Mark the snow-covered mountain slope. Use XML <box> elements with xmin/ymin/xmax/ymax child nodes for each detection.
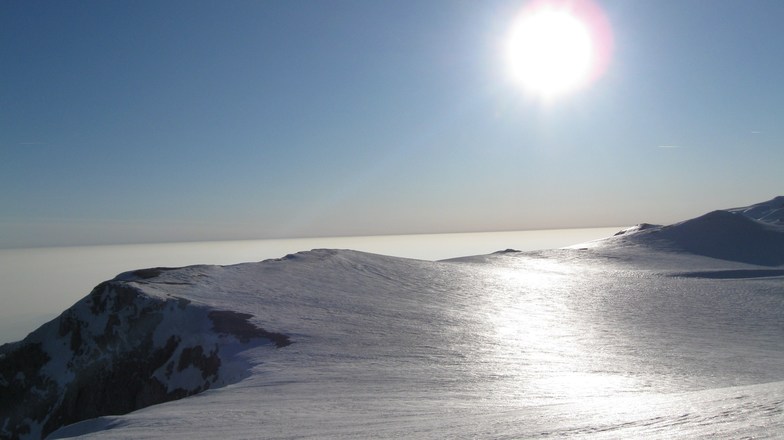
<box><xmin>576</xmin><ymin>196</ymin><xmax>784</xmax><ymax>266</ymax></box>
<box><xmin>0</xmin><ymin>269</ymin><xmax>290</xmax><ymax>439</ymax></box>
<box><xmin>2</xmin><ymin>198</ymin><xmax>784</xmax><ymax>439</ymax></box>
<box><xmin>727</xmin><ymin>195</ymin><xmax>784</xmax><ymax>224</ymax></box>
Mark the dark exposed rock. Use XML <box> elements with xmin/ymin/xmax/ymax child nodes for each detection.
<box><xmin>614</xmin><ymin>223</ymin><xmax>658</xmax><ymax>236</ymax></box>
<box><xmin>208</xmin><ymin>310</ymin><xmax>292</xmax><ymax>347</ymax></box>
<box><xmin>0</xmin><ymin>277</ymin><xmax>292</xmax><ymax>440</ymax></box>
<box><xmin>42</xmin><ymin>334</ymin><xmax>184</xmax><ymax>436</ymax></box>
<box><xmin>263</xmin><ymin>249</ymin><xmax>338</xmax><ymax>263</ymax></box>
<box><xmin>132</xmin><ymin>267</ymin><xmax>177</xmax><ymax>279</ymax></box>
<box><xmin>0</xmin><ymin>343</ymin><xmax>55</xmax><ymax>439</ymax></box>
<box><xmin>493</xmin><ymin>249</ymin><xmax>520</xmax><ymax>254</ymax></box>
<box><xmin>88</xmin><ymin>282</ymin><xmax>111</xmax><ymax>315</ymax></box>
<box><xmin>175</xmin><ymin>296</ymin><xmax>191</xmax><ymax>309</ymax></box>
<box><xmin>177</xmin><ymin>345</ymin><xmax>221</xmax><ymax>380</ymax></box>
<box><xmin>58</xmin><ymin>312</ymin><xmax>83</xmax><ymax>353</ymax></box>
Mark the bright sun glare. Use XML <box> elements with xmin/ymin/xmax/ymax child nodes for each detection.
<box><xmin>507</xmin><ymin>0</ymin><xmax>611</xmax><ymax>100</ymax></box>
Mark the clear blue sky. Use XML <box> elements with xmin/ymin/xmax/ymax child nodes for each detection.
<box><xmin>2</xmin><ymin>0</ymin><xmax>783</xmax><ymax>248</ymax></box>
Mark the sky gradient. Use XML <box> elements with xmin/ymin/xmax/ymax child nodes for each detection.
<box><xmin>2</xmin><ymin>0</ymin><xmax>783</xmax><ymax>248</ymax></box>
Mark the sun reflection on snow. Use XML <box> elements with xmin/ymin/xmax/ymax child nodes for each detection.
<box><xmin>476</xmin><ymin>255</ymin><xmax>641</xmax><ymax>406</ymax></box>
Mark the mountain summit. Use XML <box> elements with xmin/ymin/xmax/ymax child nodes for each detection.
<box><xmin>604</xmin><ymin>196</ymin><xmax>784</xmax><ymax>266</ymax></box>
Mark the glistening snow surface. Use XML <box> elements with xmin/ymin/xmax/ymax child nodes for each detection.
<box><xmin>37</xmin><ymin>197</ymin><xmax>784</xmax><ymax>438</ymax></box>
<box><xmin>45</xmin><ymin>255</ymin><xmax>783</xmax><ymax>437</ymax></box>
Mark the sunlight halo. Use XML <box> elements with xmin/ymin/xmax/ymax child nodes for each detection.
<box><xmin>506</xmin><ymin>0</ymin><xmax>612</xmax><ymax>100</ymax></box>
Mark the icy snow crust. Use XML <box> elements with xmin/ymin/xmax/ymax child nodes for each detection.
<box><xmin>3</xmin><ymin>197</ymin><xmax>784</xmax><ymax>439</ymax></box>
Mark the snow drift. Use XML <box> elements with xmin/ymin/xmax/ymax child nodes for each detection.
<box><xmin>601</xmin><ymin>196</ymin><xmax>784</xmax><ymax>266</ymax></box>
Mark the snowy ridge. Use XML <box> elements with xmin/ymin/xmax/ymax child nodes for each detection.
<box><xmin>727</xmin><ymin>195</ymin><xmax>784</xmax><ymax>225</ymax></box>
<box><xmin>580</xmin><ymin>196</ymin><xmax>784</xmax><ymax>266</ymax></box>
<box><xmin>0</xmin><ymin>269</ymin><xmax>290</xmax><ymax>439</ymax></box>
<box><xmin>2</xmin><ymin>199</ymin><xmax>784</xmax><ymax>439</ymax></box>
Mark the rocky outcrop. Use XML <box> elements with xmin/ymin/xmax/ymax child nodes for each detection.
<box><xmin>0</xmin><ymin>276</ymin><xmax>290</xmax><ymax>440</ymax></box>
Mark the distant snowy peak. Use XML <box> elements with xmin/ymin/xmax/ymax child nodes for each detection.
<box><xmin>726</xmin><ymin>195</ymin><xmax>784</xmax><ymax>225</ymax></box>
<box><xmin>0</xmin><ymin>270</ymin><xmax>291</xmax><ymax>440</ymax></box>
<box><xmin>605</xmin><ymin>196</ymin><xmax>784</xmax><ymax>266</ymax></box>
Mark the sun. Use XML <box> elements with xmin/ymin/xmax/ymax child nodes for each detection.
<box><xmin>506</xmin><ymin>0</ymin><xmax>611</xmax><ymax>100</ymax></box>
<box><xmin>508</xmin><ymin>9</ymin><xmax>591</xmax><ymax>96</ymax></box>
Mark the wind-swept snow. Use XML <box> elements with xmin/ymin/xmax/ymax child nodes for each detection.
<box><xmin>572</xmin><ymin>196</ymin><xmax>784</xmax><ymax>266</ymax></box>
<box><xmin>2</xmin><ymin>198</ymin><xmax>784</xmax><ymax>439</ymax></box>
<box><xmin>727</xmin><ymin>195</ymin><xmax>784</xmax><ymax>224</ymax></box>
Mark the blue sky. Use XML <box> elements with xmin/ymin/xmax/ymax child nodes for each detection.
<box><xmin>2</xmin><ymin>0</ymin><xmax>783</xmax><ymax>247</ymax></box>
